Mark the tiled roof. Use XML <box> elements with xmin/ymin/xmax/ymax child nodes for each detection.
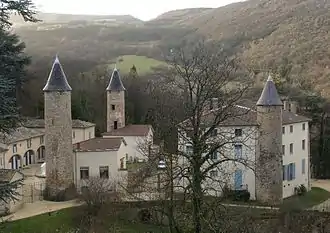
<box><xmin>0</xmin><ymin>127</ymin><xmax>44</xmax><ymax>144</ymax></box>
<box><xmin>22</xmin><ymin>118</ymin><xmax>95</xmax><ymax>129</ymax></box>
<box><xmin>180</xmin><ymin>105</ymin><xmax>311</xmax><ymax>128</ymax></box>
<box><xmin>73</xmin><ymin>137</ymin><xmax>125</xmax><ymax>152</ymax></box>
<box><xmin>43</xmin><ymin>55</ymin><xmax>72</xmax><ymax>92</ymax></box>
<box><xmin>106</xmin><ymin>68</ymin><xmax>126</xmax><ymax>91</ymax></box>
<box><xmin>0</xmin><ymin>169</ymin><xmax>22</xmax><ymax>183</ymax></box>
<box><xmin>102</xmin><ymin>124</ymin><xmax>152</xmax><ymax>137</ymax></box>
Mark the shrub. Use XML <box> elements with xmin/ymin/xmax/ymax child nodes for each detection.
<box><xmin>138</xmin><ymin>208</ymin><xmax>152</xmax><ymax>223</ymax></box>
<box><xmin>294</xmin><ymin>184</ymin><xmax>307</xmax><ymax>196</ymax></box>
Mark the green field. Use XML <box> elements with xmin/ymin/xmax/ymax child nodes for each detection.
<box><xmin>1</xmin><ymin>206</ymin><xmax>166</xmax><ymax>233</ymax></box>
<box><xmin>108</xmin><ymin>55</ymin><xmax>168</xmax><ymax>75</ymax></box>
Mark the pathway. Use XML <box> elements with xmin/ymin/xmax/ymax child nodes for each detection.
<box><xmin>310</xmin><ymin>179</ymin><xmax>330</xmax><ymax>212</ymax></box>
<box><xmin>3</xmin><ymin>200</ymin><xmax>82</xmax><ymax>221</ymax></box>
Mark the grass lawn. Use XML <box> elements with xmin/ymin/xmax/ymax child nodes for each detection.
<box><xmin>1</xmin><ymin>207</ymin><xmax>166</xmax><ymax>233</ymax></box>
<box><xmin>281</xmin><ymin>187</ymin><xmax>330</xmax><ymax>210</ymax></box>
<box><xmin>108</xmin><ymin>55</ymin><xmax>168</xmax><ymax>75</ymax></box>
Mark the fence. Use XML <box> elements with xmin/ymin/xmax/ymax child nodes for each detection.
<box><xmin>22</xmin><ymin>181</ymin><xmax>46</xmax><ymax>203</ymax></box>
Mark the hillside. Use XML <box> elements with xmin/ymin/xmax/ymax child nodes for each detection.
<box><xmin>12</xmin><ymin>0</ymin><xmax>330</xmax><ymax>97</ymax></box>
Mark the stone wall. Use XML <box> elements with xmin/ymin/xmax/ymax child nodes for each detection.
<box><xmin>107</xmin><ymin>90</ymin><xmax>125</xmax><ymax>132</ymax></box>
<box><xmin>44</xmin><ymin>91</ymin><xmax>74</xmax><ymax>197</ymax></box>
<box><xmin>256</xmin><ymin>106</ymin><xmax>283</xmax><ymax>204</ymax></box>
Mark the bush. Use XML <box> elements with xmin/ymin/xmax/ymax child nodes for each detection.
<box><xmin>137</xmin><ymin>208</ymin><xmax>152</xmax><ymax>223</ymax></box>
<box><xmin>222</xmin><ymin>185</ymin><xmax>251</xmax><ymax>202</ymax></box>
<box><xmin>294</xmin><ymin>184</ymin><xmax>307</xmax><ymax>196</ymax></box>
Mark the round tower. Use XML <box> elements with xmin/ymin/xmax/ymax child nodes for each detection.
<box><xmin>256</xmin><ymin>75</ymin><xmax>283</xmax><ymax>204</ymax></box>
<box><xmin>106</xmin><ymin>67</ymin><xmax>126</xmax><ymax>132</ymax></box>
<box><xmin>43</xmin><ymin>55</ymin><xmax>74</xmax><ymax>199</ymax></box>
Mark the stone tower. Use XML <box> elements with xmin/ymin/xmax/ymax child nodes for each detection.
<box><xmin>106</xmin><ymin>68</ymin><xmax>126</xmax><ymax>132</ymax></box>
<box><xmin>256</xmin><ymin>75</ymin><xmax>283</xmax><ymax>204</ymax></box>
<box><xmin>43</xmin><ymin>55</ymin><xmax>74</xmax><ymax>198</ymax></box>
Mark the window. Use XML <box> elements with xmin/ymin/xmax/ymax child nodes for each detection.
<box><xmin>40</xmin><ymin>136</ymin><xmax>44</xmax><ymax>144</ymax></box>
<box><xmin>287</xmin><ymin>163</ymin><xmax>296</xmax><ymax>181</ymax></box>
<box><xmin>210</xmin><ymin>170</ymin><xmax>218</xmax><ymax>177</ymax></box>
<box><xmin>99</xmin><ymin>166</ymin><xmax>109</xmax><ymax>179</ymax></box>
<box><xmin>111</xmin><ymin>104</ymin><xmax>115</xmax><ymax>110</ymax></box>
<box><xmin>282</xmin><ymin>145</ymin><xmax>285</xmax><ymax>155</ymax></box>
<box><xmin>283</xmin><ymin>165</ymin><xmax>286</xmax><ymax>181</ymax></box>
<box><xmin>234</xmin><ymin>145</ymin><xmax>242</xmax><ymax>159</ymax></box>
<box><xmin>120</xmin><ymin>158</ymin><xmax>125</xmax><ymax>169</ymax></box>
<box><xmin>27</xmin><ymin>139</ymin><xmax>32</xmax><ymax>148</ymax></box>
<box><xmin>114</xmin><ymin>121</ymin><xmax>118</xmax><ymax>130</ymax></box>
<box><xmin>80</xmin><ymin>167</ymin><xmax>89</xmax><ymax>179</ymax></box>
<box><xmin>302</xmin><ymin>123</ymin><xmax>306</xmax><ymax>131</ymax></box>
<box><xmin>13</xmin><ymin>144</ymin><xmax>17</xmax><ymax>153</ymax></box>
<box><xmin>211</xmin><ymin>129</ymin><xmax>217</xmax><ymax>137</ymax></box>
<box><xmin>89</xmin><ymin>132</ymin><xmax>92</xmax><ymax>139</ymax></box>
<box><xmin>302</xmin><ymin>159</ymin><xmax>306</xmax><ymax>175</ymax></box>
<box><xmin>289</xmin><ymin>143</ymin><xmax>293</xmax><ymax>154</ymax></box>
<box><xmin>186</xmin><ymin>145</ymin><xmax>193</xmax><ymax>156</ymax></box>
<box><xmin>282</xmin><ymin>127</ymin><xmax>285</xmax><ymax>134</ymax></box>
<box><xmin>72</xmin><ymin>131</ymin><xmax>75</xmax><ymax>139</ymax></box>
<box><xmin>302</xmin><ymin>140</ymin><xmax>305</xmax><ymax>150</ymax></box>
<box><xmin>290</xmin><ymin>125</ymin><xmax>293</xmax><ymax>133</ymax></box>
<box><xmin>235</xmin><ymin>129</ymin><xmax>242</xmax><ymax>137</ymax></box>
<box><xmin>211</xmin><ymin>151</ymin><xmax>218</xmax><ymax>160</ymax></box>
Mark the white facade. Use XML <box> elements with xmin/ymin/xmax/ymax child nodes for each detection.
<box><xmin>177</xmin><ymin>120</ymin><xmax>310</xmax><ymax>200</ymax></box>
<box><xmin>73</xmin><ymin>140</ymin><xmax>128</xmax><ymax>191</ymax></box>
<box><xmin>72</xmin><ymin>126</ymin><xmax>95</xmax><ymax>144</ymax></box>
<box><xmin>103</xmin><ymin>128</ymin><xmax>153</xmax><ymax>162</ymax></box>
<box><xmin>282</xmin><ymin>121</ymin><xmax>310</xmax><ymax>198</ymax></box>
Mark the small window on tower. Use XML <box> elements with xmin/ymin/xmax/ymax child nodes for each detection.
<box><xmin>114</xmin><ymin>121</ymin><xmax>118</xmax><ymax>130</ymax></box>
<box><xmin>111</xmin><ymin>105</ymin><xmax>115</xmax><ymax>110</ymax></box>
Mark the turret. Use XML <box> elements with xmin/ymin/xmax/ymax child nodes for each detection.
<box><xmin>106</xmin><ymin>67</ymin><xmax>126</xmax><ymax>132</ymax></box>
<box><xmin>256</xmin><ymin>75</ymin><xmax>283</xmax><ymax>204</ymax></box>
<box><xmin>43</xmin><ymin>55</ymin><xmax>74</xmax><ymax>199</ymax></box>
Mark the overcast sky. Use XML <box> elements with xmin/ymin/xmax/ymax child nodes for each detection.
<box><xmin>33</xmin><ymin>0</ymin><xmax>244</xmax><ymax>21</ymax></box>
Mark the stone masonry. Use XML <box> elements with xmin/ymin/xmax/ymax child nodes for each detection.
<box><xmin>255</xmin><ymin>75</ymin><xmax>283</xmax><ymax>205</ymax></box>
<box><xmin>256</xmin><ymin>106</ymin><xmax>283</xmax><ymax>204</ymax></box>
<box><xmin>107</xmin><ymin>91</ymin><xmax>125</xmax><ymax>132</ymax></box>
<box><xmin>44</xmin><ymin>91</ymin><xmax>74</xmax><ymax>196</ymax></box>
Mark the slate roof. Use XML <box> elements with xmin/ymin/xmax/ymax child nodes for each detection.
<box><xmin>0</xmin><ymin>127</ymin><xmax>44</xmax><ymax>144</ymax></box>
<box><xmin>43</xmin><ymin>55</ymin><xmax>72</xmax><ymax>92</ymax></box>
<box><xmin>180</xmin><ymin>105</ymin><xmax>311</xmax><ymax>128</ymax></box>
<box><xmin>73</xmin><ymin>137</ymin><xmax>125</xmax><ymax>152</ymax></box>
<box><xmin>106</xmin><ymin>68</ymin><xmax>126</xmax><ymax>91</ymax></box>
<box><xmin>102</xmin><ymin>125</ymin><xmax>152</xmax><ymax>137</ymax></box>
<box><xmin>256</xmin><ymin>75</ymin><xmax>283</xmax><ymax>106</ymax></box>
<box><xmin>0</xmin><ymin>169</ymin><xmax>23</xmax><ymax>183</ymax></box>
<box><xmin>22</xmin><ymin>118</ymin><xmax>95</xmax><ymax>129</ymax></box>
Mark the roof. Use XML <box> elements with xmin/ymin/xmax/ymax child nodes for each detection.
<box><xmin>106</xmin><ymin>68</ymin><xmax>126</xmax><ymax>91</ymax></box>
<box><xmin>256</xmin><ymin>75</ymin><xmax>283</xmax><ymax>106</ymax></box>
<box><xmin>0</xmin><ymin>169</ymin><xmax>23</xmax><ymax>183</ymax></box>
<box><xmin>0</xmin><ymin>147</ymin><xmax>8</xmax><ymax>153</ymax></box>
<box><xmin>22</xmin><ymin>118</ymin><xmax>95</xmax><ymax>129</ymax></box>
<box><xmin>73</xmin><ymin>137</ymin><xmax>125</xmax><ymax>152</ymax></box>
<box><xmin>180</xmin><ymin>105</ymin><xmax>311</xmax><ymax>128</ymax></box>
<box><xmin>102</xmin><ymin>124</ymin><xmax>152</xmax><ymax>137</ymax></box>
<box><xmin>0</xmin><ymin>127</ymin><xmax>44</xmax><ymax>144</ymax></box>
<box><xmin>43</xmin><ymin>55</ymin><xmax>72</xmax><ymax>92</ymax></box>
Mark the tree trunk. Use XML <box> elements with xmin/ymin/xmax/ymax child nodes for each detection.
<box><xmin>192</xmin><ymin>163</ymin><xmax>203</xmax><ymax>233</ymax></box>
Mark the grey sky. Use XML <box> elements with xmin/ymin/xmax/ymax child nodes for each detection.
<box><xmin>33</xmin><ymin>0</ymin><xmax>244</xmax><ymax>21</ymax></box>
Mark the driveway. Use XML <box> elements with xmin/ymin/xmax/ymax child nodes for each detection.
<box><xmin>4</xmin><ymin>199</ymin><xmax>82</xmax><ymax>221</ymax></box>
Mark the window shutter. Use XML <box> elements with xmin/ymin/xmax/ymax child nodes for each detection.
<box><xmin>287</xmin><ymin>165</ymin><xmax>291</xmax><ymax>181</ymax></box>
<box><xmin>293</xmin><ymin>163</ymin><xmax>296</xmax><ymax>179</ymax></box>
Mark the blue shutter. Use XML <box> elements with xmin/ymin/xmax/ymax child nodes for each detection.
<box><xmin>293</xmin><ymin>163</ymin><xmax>296</xmax><ymax>180</ymax></box>
<box><xmin>287</xmin><ymin>165</ymin><xmax>291</xmax><ymax>181</ymax></box>
<box><xmin>302</xmin><ymin>159</ymin><xmax>305</xmax><ymax>174</ymax></box>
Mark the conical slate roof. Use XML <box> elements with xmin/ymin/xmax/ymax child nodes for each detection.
<box><xmin>106</xmin><ymin>68</ymin><xmax>126</xmax><ymax>91</ymax></box>
<box><xmin>43</xmin><ymin>55</ymin><xmax>72</xmax><ymax>92</ymax></box>
<box><xmin>256</xmin><ymin>75</ymin><xmax>283</xmax><ymax>106</ymax></box>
